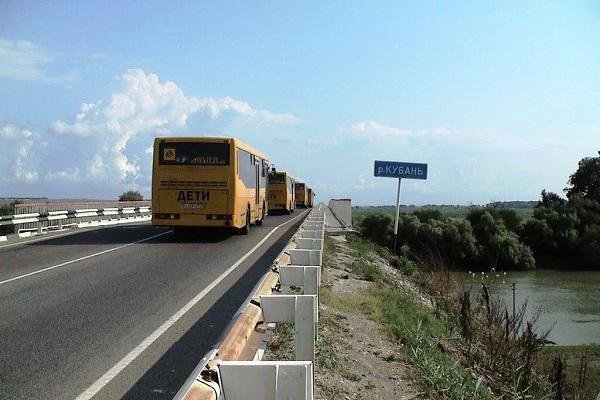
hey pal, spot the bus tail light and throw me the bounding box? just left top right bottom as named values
left=154, top=213, right=180, bottom=220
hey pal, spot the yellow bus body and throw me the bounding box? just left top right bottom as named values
left=152, top=136, right=269, bottom=230
left=307, top=188, right=315, bottom=208
left=295, top=182, right=308, bottom=208
left=268, top=171, right=296, bottom=213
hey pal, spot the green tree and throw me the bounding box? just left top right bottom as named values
left=565, top=151, right=600, bottom=201
left=483, top=231, right=535, bottom=270
left=530, top=191, right=580, bottom=255
left=397, top=215, right=478, bottom=269
left=521, top=218, right=554, bottom=253
left=467, top=208, right=522, bottom=234
left=0, top=200, right=22, bottom=216
left=119, top=190, right=144, bottom=201
left=580, top=224, right=600, bottom=268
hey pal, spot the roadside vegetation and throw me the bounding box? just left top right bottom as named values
left=354, top=152, right=600, bottom=271
left=343, top=232, right=598, bottom=398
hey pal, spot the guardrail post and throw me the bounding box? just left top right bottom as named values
left=218, top=361, right=313, bottom=400
left=260, top=295, right=316, bottom=363
left=279, top=266, right=319, bottom=296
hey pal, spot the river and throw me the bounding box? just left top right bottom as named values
left=464, top=270, right=600, bottom=345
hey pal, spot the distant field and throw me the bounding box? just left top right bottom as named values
left=353, top=203, right=536, bottom=225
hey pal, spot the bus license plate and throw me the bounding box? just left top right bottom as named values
left=182, top=203, right=205, bottom=209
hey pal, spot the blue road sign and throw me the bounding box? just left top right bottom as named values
left=374, top=160, right=428, bottom=179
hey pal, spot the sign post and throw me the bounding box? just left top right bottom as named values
left=393, top=177, right=402, bottom=251
left=374, top=160, right=428, bottom=253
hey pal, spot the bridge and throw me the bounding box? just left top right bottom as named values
left=0, top=201, right=347, bottom=400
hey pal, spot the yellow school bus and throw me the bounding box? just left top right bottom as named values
left=268, top=170, right=295, bottom=214
left=152, top=136, right=269, bottom=234
left=295, top=182, right=308, bottom=208
left=307, top=188, right=315, bottom=208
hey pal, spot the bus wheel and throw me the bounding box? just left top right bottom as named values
left=240, top=208, right=250, bottom=235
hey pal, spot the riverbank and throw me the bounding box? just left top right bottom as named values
left=265, top=232, right=600, bottom=399
left=464, top=269, right=600, bottom=345
left=265, top=234, right=492, bottom=399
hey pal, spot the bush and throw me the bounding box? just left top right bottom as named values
left=390, top=255, right=416, bottom=276
left=119, top=190, right=143, bottom=201
left=398, top=214, right=479, bottom=269
left=359, top=213, right=392, bottom=246
left=412, top=208, right=443, bottom=222
left=467, top=208, right=522, bottom=234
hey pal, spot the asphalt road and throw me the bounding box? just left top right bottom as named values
left=0, top=210, right=307, bottom=400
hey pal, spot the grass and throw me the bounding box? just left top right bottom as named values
left=264, top=322, right=294, bottom=362
left=352, top=259, right=384, bottom=282
left=321, top=284, right=490, bottom=399
left=324, top=234, right=493, bottom=399
left=269, top=233, right=493, bottom=399
left=538, top=344, right=600, bottom=398
left=372, top=288, right=492, bottom=399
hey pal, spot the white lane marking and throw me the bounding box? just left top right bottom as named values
left=74, top=210, right=308, bottom=400
left=0, top=221, right=150, bottom=250
left=0, top=231, right=171, bottom=286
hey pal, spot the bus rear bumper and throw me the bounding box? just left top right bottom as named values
left=152, top=214, right=234, bottom=228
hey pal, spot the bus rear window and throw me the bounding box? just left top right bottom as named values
left=269, top=173, right=285, bottom=183
left=159, top=142, right=230, bottom=165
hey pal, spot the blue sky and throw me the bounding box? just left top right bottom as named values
left=1, top=1, right=599, bottom=205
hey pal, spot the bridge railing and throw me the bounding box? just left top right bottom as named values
left=174, top=205, right=326, bottom=400
left=1, top=201, right=151, bottom=237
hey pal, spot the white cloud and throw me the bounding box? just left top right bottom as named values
left=50, top=69, right=299, bottom=180
left=0, top=38, right=78, bottom=83
left=349, top=120, right=412, bottom=138
left=353, top=174, right=375, bottom=191
left=347, top=120, right=460, bottom=146
left=197, top=96, right=299, bottom=124
left=0, top=124, right=35, bottom=139
left=0, top=124, right=40, bottom=183
left=1, top=69, right=299, bottom=196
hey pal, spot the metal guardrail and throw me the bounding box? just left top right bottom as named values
left=175, top=205, right=326, bottom=400
left=0, top=204, right=151, bottom=237
left=11, top=201, right=151, bottom=233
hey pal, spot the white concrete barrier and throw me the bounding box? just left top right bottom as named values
left=289, top=249, right=322, bottom=266
left=295, top=238, right=323, bottom=250
left=298, top=230, right=324, bottom=240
